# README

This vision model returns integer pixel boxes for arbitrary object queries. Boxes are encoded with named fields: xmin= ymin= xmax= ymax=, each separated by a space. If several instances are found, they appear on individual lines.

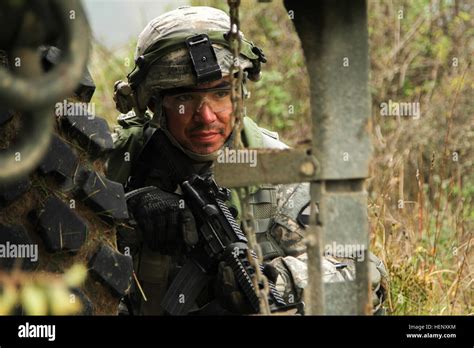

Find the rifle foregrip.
xmin=224 ymin=243 xmax=260 ymax=313
xmin=224 ymin=243 xmax=287 ymax=313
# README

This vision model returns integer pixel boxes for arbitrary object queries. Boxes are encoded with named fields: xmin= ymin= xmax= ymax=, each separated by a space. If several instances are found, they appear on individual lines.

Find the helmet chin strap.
xmin=159 ymin=113 xmax=237 ymax=164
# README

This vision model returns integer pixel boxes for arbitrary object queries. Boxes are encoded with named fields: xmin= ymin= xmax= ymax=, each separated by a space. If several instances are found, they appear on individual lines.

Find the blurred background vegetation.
xmin=88 ymin=0 xmax=473 ymax=315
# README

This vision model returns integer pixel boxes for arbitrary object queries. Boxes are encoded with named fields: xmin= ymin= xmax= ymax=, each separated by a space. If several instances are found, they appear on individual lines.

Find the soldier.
xmin=106 ymin=6 xmax=387 ymax=315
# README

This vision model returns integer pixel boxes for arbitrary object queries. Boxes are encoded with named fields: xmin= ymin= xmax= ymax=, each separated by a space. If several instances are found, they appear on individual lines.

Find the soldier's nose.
xmin=194 ymin=102 xmax=217 ymax=124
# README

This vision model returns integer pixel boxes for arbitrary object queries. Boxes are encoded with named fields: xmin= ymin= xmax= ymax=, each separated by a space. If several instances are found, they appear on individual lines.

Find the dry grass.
xmin=87 ymin=0 xmax=473 ymax=315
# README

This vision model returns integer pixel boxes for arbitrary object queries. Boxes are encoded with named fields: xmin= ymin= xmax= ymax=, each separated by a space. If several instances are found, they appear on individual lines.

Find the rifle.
xmin=161 ymin=172 xmax=290 ymax=315
xmin=128 ymin=129 xmax=300 ymax=314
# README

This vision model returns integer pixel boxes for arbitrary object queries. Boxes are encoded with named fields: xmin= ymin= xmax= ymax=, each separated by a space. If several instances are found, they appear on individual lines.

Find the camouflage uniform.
xmin=106 ymin=6 xmax=387 ymax=315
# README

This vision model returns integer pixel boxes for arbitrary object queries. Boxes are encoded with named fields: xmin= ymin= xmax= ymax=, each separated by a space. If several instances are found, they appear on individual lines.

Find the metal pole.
xmin=286 ymin=0 xmax=372 ymax=314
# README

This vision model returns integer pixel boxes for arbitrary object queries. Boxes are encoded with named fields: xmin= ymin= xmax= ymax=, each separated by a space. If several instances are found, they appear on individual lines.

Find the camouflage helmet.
xmin=121 ymin=6 xmax=266 ymax=113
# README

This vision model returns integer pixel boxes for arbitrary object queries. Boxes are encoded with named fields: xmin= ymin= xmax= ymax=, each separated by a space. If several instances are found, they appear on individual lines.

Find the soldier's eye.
xmin=175 ymin=94 xmax=194 ymax=102
xmin=214 ymin=90 xmax=230 ymax=98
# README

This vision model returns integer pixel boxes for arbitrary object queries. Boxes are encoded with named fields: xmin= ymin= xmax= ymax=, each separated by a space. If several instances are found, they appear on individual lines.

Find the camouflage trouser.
xmin=268 ymin=251 xmax=388 ymax=314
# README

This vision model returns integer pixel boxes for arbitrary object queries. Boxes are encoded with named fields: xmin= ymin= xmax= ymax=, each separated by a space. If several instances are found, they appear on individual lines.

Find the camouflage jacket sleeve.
xmin=266 ymin=182 xmax=388 ymax=313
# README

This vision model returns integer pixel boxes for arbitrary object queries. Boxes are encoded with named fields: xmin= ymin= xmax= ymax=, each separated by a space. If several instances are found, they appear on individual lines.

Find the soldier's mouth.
xmin=189 ymin=131 xmax=222 ymax=142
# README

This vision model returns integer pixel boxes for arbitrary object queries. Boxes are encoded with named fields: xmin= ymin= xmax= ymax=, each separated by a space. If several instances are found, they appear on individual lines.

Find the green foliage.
xmin=0 ymin=264 xmax=87 ymax=315
xmin=253 ymin=70 xmax=293 ymax=130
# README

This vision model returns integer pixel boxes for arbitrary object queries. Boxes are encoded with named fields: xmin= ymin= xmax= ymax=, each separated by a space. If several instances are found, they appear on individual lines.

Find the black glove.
xmin=215 ymin=260 xmax=281 ymax=314
xmin=126 ymin=187 xmax=195 ymax=254
xmin=215 ymin=261 xmax=254 ymax=314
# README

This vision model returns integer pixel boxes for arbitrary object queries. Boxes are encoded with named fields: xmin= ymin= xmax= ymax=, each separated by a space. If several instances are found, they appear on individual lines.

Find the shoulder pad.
xmin=242 ymin=116 xmax=289 ymax=149
xmin=261 ymin=131 xmax=289 ymax=150
xmin=259 ymin=127 xmax=279 ymax=140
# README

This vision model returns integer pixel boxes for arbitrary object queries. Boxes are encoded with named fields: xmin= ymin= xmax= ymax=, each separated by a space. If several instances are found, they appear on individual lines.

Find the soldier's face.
xmin=162 ymin=78 xmax=234 ymax=155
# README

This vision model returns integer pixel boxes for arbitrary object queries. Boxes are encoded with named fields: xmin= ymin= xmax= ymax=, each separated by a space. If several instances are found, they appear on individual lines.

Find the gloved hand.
xmin=215 ymin=260 xmax=254 ymax=314
xmin=214 ymin=260 xmax=288 ymax=314
xmin=126 ymin=187 xmax=195 ymax=254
